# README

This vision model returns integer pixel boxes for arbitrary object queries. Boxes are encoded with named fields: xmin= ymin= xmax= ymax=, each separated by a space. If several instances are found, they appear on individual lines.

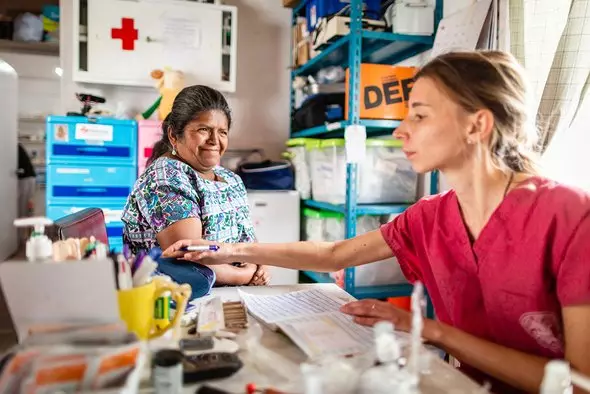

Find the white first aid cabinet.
xmin=72 ymin=0 xmax=237 ymax=92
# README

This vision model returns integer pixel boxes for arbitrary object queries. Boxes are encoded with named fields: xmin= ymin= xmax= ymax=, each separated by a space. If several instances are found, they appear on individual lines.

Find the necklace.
xmin=502 ymin=172 xmax=515 ymax=198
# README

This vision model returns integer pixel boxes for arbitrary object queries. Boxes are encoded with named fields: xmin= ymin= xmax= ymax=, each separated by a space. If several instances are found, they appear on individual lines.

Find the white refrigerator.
xmin=247 ymin=190 xmax=300 ymax=285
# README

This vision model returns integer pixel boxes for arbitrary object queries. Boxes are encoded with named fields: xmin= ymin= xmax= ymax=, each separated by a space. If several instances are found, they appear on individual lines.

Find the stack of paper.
xmin=239 ymin=288 xmax=374 ymax=359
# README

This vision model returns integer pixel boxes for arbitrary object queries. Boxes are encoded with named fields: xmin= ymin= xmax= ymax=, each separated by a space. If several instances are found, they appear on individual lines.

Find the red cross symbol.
xmin=111 ymin=18 xmax=138 ymax=51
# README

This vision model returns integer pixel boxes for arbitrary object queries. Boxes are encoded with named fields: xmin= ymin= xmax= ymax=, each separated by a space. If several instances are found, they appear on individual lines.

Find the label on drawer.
xmin=56 ymin=168 xmax=90 ymax=175
xmin=103 ymin=209 xmax=124 ymax=224
xmin=75 ymin=124 xmax=114 ymax=142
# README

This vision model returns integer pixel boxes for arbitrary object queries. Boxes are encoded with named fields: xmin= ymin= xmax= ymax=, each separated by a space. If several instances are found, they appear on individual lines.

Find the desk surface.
xmin=145 ymin=284 xmax=483 ymax=394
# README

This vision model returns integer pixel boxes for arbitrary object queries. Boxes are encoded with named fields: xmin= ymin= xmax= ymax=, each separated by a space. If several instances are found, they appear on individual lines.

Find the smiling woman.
xmin=121 ymin=85 xmax=270 ymax=294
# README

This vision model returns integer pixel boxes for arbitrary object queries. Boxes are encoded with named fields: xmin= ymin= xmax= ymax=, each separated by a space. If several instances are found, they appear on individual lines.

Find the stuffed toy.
xmin=137 ymin=68 xmax=185 ymax=121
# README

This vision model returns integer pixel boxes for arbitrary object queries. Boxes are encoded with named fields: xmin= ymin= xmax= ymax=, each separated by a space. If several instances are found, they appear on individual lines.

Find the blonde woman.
xmin=164 ymin=51 xmax=590 ymax=393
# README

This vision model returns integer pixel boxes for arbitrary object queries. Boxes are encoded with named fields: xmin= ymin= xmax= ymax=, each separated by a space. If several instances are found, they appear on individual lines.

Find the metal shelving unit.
xmin=290 ymin=0 xmax=442 ymax=301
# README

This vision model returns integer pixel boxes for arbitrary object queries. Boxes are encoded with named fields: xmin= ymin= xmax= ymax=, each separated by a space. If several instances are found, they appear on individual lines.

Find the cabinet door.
xmin=76 ymin=0 xmax=236 ymax=91
xmin=248 ymin=191 xmax=300 ymax=285
xmin=0 ymin=61 xmax=18 ymax=261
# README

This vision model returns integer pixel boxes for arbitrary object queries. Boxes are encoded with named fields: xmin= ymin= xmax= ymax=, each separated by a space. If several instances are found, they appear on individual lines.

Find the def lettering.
xmin=364 ymin=77 xmax=414 ymax=110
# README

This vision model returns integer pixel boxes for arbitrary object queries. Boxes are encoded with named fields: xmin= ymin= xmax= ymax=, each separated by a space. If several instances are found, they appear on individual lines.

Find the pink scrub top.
xmin=380 ymin=176 xmax=590 ymax=393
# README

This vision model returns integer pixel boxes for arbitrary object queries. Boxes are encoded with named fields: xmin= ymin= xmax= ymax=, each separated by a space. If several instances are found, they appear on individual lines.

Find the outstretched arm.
xmin=163 ymin=229 xmax=394 ymax=272
xmin=158 ymin=218 xmax=259 ymax=285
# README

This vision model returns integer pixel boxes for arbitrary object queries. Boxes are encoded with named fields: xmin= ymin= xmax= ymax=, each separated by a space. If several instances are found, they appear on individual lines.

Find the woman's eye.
xmin=412 ymin=114 xmax=425 ymax=121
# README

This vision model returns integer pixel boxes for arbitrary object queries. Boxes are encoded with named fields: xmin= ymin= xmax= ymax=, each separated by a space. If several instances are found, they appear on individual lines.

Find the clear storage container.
xmin=286 ymin=138 xmax=317 ymax=200
xmin=310 ymin=138 xmax=418 ymax=204
xmin=302 ymin=209 xmax=407 ymax=286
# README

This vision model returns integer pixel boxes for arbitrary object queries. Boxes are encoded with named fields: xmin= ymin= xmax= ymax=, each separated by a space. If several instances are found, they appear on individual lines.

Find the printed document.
xmin=239 ymin=288 xmax=373 ymax=359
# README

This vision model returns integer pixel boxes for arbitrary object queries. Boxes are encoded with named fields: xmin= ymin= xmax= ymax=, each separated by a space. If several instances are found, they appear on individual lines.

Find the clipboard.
xmin=0 ymin=259 xmax=120 ymax=342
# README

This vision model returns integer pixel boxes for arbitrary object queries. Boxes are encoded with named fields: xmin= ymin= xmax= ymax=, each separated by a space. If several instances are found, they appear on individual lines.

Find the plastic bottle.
xmin=409 ymin=281 xmax=425 ymax=377
xmin=358 ymin=321 xmax=402 ymax=394
xmin=13 ymin=217 xmax=53 ymax=262
xmin=374 ymin=321 xmax=401 ymax=364
xmin=301 ymin=363 xmax=323 ymax=394
xmin=540 ymin=360 xmax=573 ymax=394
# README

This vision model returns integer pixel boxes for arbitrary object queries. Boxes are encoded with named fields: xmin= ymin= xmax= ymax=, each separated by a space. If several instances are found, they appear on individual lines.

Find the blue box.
xmin=46 ymin=116 xmax=138 ymax=166
xmin=306 ymin=0 xmax=381 ymax=31
xmin=46 ymin=164 xmax=136 ymax=206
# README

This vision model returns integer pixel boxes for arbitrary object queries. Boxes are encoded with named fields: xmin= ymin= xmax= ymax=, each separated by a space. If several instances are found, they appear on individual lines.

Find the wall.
xmin=59 ymin=0 xmax=292 ymax=160
xmin=0 ymin=52 xmax=60 ymax=120
xmin=0 ymin=51 xmax=60 ymax=216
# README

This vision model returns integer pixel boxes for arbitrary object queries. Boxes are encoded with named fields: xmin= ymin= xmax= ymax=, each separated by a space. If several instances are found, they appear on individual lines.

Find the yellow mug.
xmin=117 ymin=280 xmax=191 ymax=340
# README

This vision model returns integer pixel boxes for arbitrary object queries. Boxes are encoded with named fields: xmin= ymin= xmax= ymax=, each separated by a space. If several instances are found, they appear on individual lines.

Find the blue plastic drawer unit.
xmin=46 ymin=164 xmax=136 ymax=206
xmin=46 ymin=116 xmax=138 ymax=165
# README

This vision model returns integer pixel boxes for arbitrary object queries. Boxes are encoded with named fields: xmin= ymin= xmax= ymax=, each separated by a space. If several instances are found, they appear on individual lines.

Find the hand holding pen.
xmin=162 ymin=239 xmax=234 ymax=265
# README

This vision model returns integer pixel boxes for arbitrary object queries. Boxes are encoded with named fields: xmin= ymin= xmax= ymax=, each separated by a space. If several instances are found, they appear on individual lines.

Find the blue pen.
xmin=181 ymin=245 xmax=220 ymax=252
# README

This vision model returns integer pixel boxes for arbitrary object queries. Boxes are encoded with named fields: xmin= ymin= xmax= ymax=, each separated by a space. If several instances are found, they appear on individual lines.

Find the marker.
xmin=181 ymin=245 xmax=220 ymax=252
xmin=117 ymin=255 xmax=132 ymax=290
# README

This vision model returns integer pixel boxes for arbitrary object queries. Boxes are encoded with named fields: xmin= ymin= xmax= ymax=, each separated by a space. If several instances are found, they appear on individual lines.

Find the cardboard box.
xmin=292 ymin=17 xmax=310 ymax=68
xmin=283 ymin=0 xmax=300 ymax=8
xmin=345 ymin=64 xmax=417 ymax=120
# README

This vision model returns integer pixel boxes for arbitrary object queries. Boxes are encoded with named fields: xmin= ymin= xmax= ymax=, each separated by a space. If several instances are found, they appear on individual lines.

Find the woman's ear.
xmin=167 ymin=126 xmax=177 ymax=147
xmin=466 ymin=109 xmax=494 ymax=144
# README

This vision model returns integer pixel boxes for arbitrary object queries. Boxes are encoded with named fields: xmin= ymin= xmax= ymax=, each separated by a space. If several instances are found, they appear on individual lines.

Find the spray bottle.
xmin=540 ymin=360 xmax=573 ymax=394
xmin=13 ymin=217 xmax=54 ymax=262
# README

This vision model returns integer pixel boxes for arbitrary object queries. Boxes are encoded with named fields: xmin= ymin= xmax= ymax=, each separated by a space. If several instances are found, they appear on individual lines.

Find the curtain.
xmin=508 ymin=0 xmax=590 ymax=152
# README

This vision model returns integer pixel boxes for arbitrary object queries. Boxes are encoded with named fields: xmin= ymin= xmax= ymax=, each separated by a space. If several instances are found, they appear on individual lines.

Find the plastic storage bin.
xmin=46 ymin=164 xmax=136 ymax=206
xmin=310 ymin=138 xmax=418 ymax=204
xmin=46 ymin=116 xmax=137 ymax=166
xmin=306 ymin=0 xmax=381 ymax=31
xmin=137 ymin=120 xmax=162 ymax=175
xmin=285 ymin=138 xmax=317 ymax=200
xmin=302 ymin=209 xmax=407 ymax=286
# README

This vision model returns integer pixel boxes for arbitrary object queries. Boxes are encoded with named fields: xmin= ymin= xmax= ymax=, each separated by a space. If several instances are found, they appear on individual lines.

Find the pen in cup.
xmin=181 ymin=245 xmax=220 ymax=252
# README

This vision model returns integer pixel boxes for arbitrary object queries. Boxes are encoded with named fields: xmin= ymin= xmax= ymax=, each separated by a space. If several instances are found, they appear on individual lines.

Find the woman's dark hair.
xmin=147 ymin=85 xmax=232 ymax=166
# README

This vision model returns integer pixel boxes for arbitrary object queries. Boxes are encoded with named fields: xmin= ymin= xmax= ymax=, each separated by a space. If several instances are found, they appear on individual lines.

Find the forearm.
xmin=232 ymin=241 xmax=341 ymax=272
xmin=425 ymin=320 xmax=547 ymax=392
xmin=210 ymin=262 xmax=256 ymax=286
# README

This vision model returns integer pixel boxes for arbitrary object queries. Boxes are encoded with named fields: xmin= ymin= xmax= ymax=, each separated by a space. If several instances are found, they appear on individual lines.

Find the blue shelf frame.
xmin=290 ymin=0 xmax=443 ymax=306
xmin=291 ymin=119 xmax=401 ymax=138
xmin=303 ymin=199 xmax=410 ymax=215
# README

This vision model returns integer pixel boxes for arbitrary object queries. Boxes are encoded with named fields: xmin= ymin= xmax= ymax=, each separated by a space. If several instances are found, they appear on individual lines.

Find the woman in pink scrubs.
xmin=163 ymin=51 xmax=590 ymax=393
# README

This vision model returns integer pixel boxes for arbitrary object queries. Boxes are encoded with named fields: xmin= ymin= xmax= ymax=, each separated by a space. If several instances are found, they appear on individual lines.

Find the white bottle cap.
xmin=374 ymin=321 xmax=395 ymax=337
xmin=541 ymin=360 xmax=572 ymax=394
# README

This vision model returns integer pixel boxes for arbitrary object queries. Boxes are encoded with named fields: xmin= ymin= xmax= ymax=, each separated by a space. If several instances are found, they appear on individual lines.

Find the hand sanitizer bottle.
xmin=540 ymin=360 xmax=573 ymax=394
xmin=14 ymin=217 xmax=53 ymax=262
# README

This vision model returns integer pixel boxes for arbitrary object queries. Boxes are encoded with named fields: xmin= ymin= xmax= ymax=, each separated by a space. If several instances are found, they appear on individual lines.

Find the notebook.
xmin=238 ymin=288 xmax=375 ymax=359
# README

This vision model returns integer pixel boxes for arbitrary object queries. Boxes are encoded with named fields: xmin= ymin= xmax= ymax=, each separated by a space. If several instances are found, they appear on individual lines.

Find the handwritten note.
xmin=161 ymin=16 xmax=201 ymax=51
